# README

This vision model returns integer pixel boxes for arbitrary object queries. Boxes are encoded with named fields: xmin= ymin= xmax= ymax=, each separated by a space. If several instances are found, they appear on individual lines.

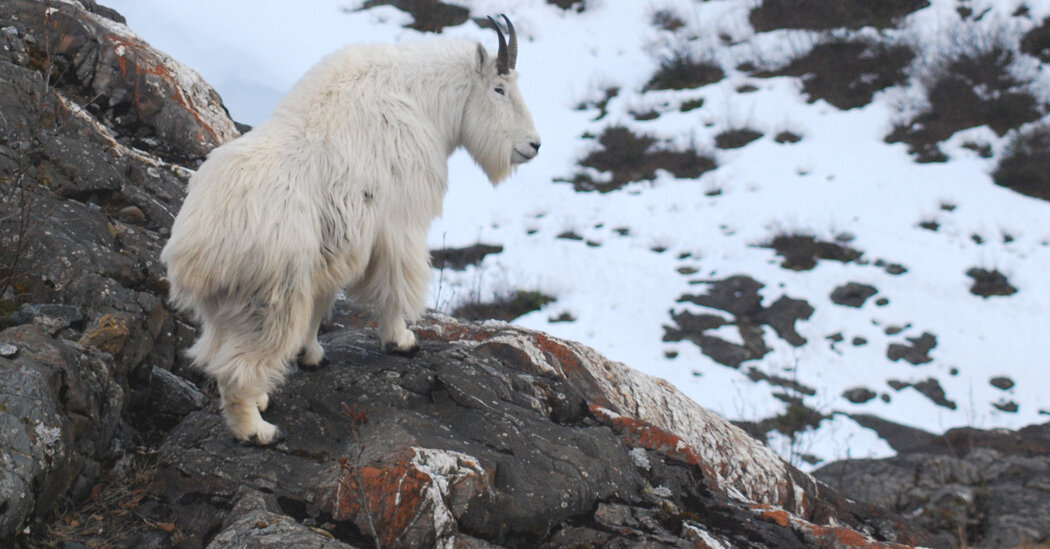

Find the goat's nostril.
xmin=530 ymin=142 xmax=541 ymax=152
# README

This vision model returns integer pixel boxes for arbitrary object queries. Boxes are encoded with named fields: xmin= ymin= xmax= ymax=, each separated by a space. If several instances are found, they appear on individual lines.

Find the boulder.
xmin=0 ymin=0 xmax=238 ymax=162
xmin=816 ymin=422 xmax=1050 ymax=548
xmin=151 ymin=304 xmax=934 ymax=549
xmin=206 ymin=488 xmax=360 ymax=549
xmin=0 ymin=325 xmax=124 ymax=540
xmin=0 ymin=0 xmax=236 ymax=540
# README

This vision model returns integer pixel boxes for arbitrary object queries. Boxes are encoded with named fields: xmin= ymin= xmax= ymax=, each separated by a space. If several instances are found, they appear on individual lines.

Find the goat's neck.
xmin=409 ymin=55 xmax=473 ymax=158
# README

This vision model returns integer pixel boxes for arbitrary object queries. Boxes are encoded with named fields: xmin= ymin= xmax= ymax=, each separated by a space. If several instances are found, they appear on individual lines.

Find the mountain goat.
xmin=161 ymin=16 xmax=540 ymax=444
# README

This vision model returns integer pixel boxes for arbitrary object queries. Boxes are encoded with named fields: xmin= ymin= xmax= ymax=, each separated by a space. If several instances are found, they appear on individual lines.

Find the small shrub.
xmin=547 ymin=0 xmax=585 ymax=12
xmin=993 ymin=124 xmax=1050 ymax=201
xmin=764 ymin=233 xmax=863 ymax=271
xmin=679 ymin=97 xmax=704 ymax=112
xmin=575 ymin=86 xmax=619 ymax=122
xmin=577 ymin=126 xmax=655 ymax=182
xmin=887 ymin=45 xmax=1041 ymax=162
xmin=631 ymin=109 xmax=661 ymax=121
xmin=652 ymin=8 xmax=686 ymax=32
xmin=967 ymin=267 xmax=1018 ymax=297
xmin=453 ymin=290 xmax=555 ymax=322
xmin=430 ymin=243 xmax=502 ymax=271
xmin=774 ymin=130 xmax=802 ymax=144
xmin=714 ymin=128 xmax=763 ymax=149
xmin=761 ymin=38 xmax=914 ymax=110
xmin=549 ymin=311 xmax=576 ymax=323
xmin=645 ymin=49 xmax=725 ymax=91
xmin=770 ymin=400 xmax=826 ymax=438
xmin=566 ymin=126 xmax=716 ymax=192
xmin=960 ymin=140 xmax=993 ymax=158
xmin=749 ymin=0 xmax=929 ymax=31
xmin=919 ymin=219 xmax=940 ymax=231
xmin=360 ymin=0 xmax=469 ymax=32
xmin=1021 ymin=17 xmax=1050 ymax=62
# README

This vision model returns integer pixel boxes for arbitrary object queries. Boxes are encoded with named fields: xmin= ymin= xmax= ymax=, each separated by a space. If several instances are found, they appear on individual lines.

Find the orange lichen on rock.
xmin=590 ymin=405 xmax=702 ymax=467
xmin=326 ymin=456 xmax=434 ymax=549
xmin=78 ymin=314 xmax=130 ymax=355
xmin=752 ymin=504 xmax=922 ymax=549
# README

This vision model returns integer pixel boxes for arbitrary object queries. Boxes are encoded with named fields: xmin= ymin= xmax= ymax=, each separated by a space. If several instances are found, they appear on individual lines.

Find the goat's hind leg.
xmin=188 ymin=308 xmax=276 ymax=428
xmin=373 ymin=232 xmax=429 ymax=355
xmin=208 ymin=292 xmax=308 ymax=444
xmin=218 ymin=375 xmax=283 ymax=445
xmin=210 ymin=345 xmax=290 ymax=445
xmin=299 ymin=286 xmax=337 ymax=368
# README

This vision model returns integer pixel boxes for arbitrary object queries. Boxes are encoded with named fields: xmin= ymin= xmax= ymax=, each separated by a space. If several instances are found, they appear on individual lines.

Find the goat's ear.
xmin=475 ymin=42 xmax=487 ymax=73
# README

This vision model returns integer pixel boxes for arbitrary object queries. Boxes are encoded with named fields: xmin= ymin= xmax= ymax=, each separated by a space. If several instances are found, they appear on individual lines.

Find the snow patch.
xmin=109 ymin=0 xmax=1050 ymax=469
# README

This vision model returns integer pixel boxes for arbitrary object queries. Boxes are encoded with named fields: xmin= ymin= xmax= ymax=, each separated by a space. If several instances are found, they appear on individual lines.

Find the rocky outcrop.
xmin=143 ymin=303 xmax=933 ymax=548
xmin=0 ymin=0 xmax=234 ymax=542
xmin=0 ymin=324 xmax=123 ymax=541
xmin=0 ymin=0 xmax=237 ymax=162
xmin=816 ymin=421 xmax=1050 ymax=549
xmin=0 ymin=1 xmax=1022 ymax=548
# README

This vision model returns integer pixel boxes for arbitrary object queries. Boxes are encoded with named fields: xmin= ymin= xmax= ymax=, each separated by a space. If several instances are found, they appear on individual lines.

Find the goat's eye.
xmin=494 ymin=87 xmax=505 ymax=96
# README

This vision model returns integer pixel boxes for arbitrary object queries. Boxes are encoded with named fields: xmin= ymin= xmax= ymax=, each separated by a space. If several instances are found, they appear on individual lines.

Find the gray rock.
xmin=204 ymin=487 xmax=359 ymax=549
xmin=843 ymin=387 xmax=877 ymax=403
xmin=0 ymin=325 xmax=124 ymax=541
xmin=830 ymin=282 xmax=878 ymax=307
xmin=664 ymin=275 xmax=814 ymax=367
xmin=151 ymin=307 xmax=935 ymax=549
xmin=817 ymin=421 xmax=1050 ymax=548
xmin=117 ymin=205 xmax=147 ymax=224
xmin=0 ymin=0 xmax=238 ymax=162
xmin=0 ymin=2 xmax=239 ymax=536
xmin=207 ymin=508 xmax=359 ymax=549
xmin=149 ymin=365 xmax=208 ymax=416
xmin=21 ymin=303 xmax=84 ymax=335
xmin=886 ymin=331 xmax=937 ymax=365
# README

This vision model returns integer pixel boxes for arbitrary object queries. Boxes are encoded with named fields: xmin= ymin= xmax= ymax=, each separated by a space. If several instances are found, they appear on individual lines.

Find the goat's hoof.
xmin=298 ymin=354 xmax=329 ymax=371
xmin=237 ymin=421 xmax=284 ymax=446
xmin=383 ymin=341 xmax=420 ymax=357
xmin=241 ymin=428 xmax=285 ymax=447
xmin=300 ymin=341 xmax=326 ymax=368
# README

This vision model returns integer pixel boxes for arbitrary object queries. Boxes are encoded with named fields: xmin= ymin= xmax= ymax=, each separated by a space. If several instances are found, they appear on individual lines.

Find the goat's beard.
xmin=465 ymin=136 xmax=514 ymax=185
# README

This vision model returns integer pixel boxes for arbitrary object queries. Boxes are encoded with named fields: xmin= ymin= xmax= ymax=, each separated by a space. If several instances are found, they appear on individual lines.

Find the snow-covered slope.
xmin=107 ymin=0 xmax=1050 ymax=470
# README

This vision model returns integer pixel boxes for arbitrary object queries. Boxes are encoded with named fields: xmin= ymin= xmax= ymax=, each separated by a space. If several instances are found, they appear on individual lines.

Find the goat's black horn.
xmin=502 ymin=14 xmax=517 ymax=70
xmin=487 ymin=15 xmax=510 ymax=75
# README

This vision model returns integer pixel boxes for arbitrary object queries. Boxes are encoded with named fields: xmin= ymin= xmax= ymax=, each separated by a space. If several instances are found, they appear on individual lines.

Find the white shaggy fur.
xmin=161 ymin=33 xmax=539 ymax=444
